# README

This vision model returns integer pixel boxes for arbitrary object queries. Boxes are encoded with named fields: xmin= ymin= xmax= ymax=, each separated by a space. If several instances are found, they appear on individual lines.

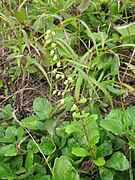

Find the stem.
xmin=129 ymin=148 xmax=133 ymax=180
xmin=13 ymin=110 xmax=53 ymax=174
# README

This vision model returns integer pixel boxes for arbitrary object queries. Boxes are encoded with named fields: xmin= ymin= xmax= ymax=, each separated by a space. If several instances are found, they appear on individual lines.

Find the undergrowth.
xmin=0 ymin=0 xmax=135 ymax=179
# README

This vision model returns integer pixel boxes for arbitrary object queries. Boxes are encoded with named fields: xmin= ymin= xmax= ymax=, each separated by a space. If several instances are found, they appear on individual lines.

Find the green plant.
xmin=0 ymin=0 xmax=135 ymax=179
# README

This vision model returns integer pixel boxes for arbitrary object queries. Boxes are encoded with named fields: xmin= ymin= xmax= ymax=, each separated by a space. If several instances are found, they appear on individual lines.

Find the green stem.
xmin=129 ymin=149 xmax=133 ymax=180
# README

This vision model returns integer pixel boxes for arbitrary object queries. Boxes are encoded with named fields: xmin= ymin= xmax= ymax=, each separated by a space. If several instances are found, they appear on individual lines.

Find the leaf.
xmin=0 ymin=144 xmax=13 ymax=155
xmin=27 ymin=66 xmax=38 ymax=74
xmin=96 ymin=141 xmax=113 ymax=157
xmin=72 ymin=147 xmax=89 ymax=157
xmin=85 ymin=116 xmax=99 ymax=147
xmin=5 ymin=148 xmax=17 ymax=157
xmin=33 ymin=61 xmax=51 ymax=88
xmin=0 ymin=162 xmax=11 ymax=179
xmin=124 ymin=62 xmax=135 ymax=75
xmin=74 ymin=76 xmax=83 ymax=101
xmin=15 ymin=167 xmax=26 ymax=175
xmin=100 ymin=109 xmax=124 ymax=135
xmin=21 ymin=116 xmax=41 ymax=130
xmin=99 ymin=166 xmax=115 ymax=180
xmin=22 ymin=29 xmax=30 ymax=50
xmin=25 ymin=150 xmax=34 ymax=170
xmin=65 ymin=121 xmax=83 ymax=134
xmin=106 ymin=151 xmax=130 ymax=171
xmin=40 ymin=137 xmax=55 ymax=155
xmin=33 ymin=98 xmax=52 ymax=119
xmin=14 ymin=11 xmax=26 ymax=21
xmin=106 ymin=85 xmax=125 ymax=95
xmin=93 ymin=157 xmax=105 ymax=166
xmin=78 ymin=0 xmax=92 ymax=13
xmin=5 ymin=126 xmax=17 ymax=140
xmin=4 ymin=104 xmax=13 ymax=120
xmin=124 ymin=106 xmax=135 ymax=129
xmin=32 ymin=17 xmax=43 ymax=32
xmin=53 ymin=156 xmax=79 ymax=180
xmin=27 ymin=140 xmax=39 ymax=153
xmin=114 ymin=22 xmax=135 ymax=37
xmin=17 ymin=163 xmax=38 ymax=179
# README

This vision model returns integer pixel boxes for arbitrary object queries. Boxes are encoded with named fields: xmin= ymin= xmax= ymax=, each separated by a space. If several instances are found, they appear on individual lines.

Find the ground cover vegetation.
xmin=0 ymin=0 xmax=135 ymax=179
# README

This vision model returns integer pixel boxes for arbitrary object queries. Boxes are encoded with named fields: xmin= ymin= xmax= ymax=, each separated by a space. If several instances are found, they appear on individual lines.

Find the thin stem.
xmin=129 ymin=148 xmax=133 ymax=180
xmin=13 ymin=110 xmax=53 ymax=174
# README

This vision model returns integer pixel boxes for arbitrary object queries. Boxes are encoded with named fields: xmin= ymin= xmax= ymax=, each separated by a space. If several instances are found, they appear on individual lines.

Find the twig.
xmin=12 ymin=109 xmax=53 ymax=174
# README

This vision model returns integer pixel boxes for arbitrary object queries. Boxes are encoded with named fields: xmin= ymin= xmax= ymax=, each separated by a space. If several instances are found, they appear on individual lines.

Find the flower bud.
xmin=50 ymin=50 xmax=54 ymax=56
xmin=45 ymin=34 xmax=50 ymax=40
xmin=57 ymin=61 xmax=61 ymax=67
xmin=60 ymin=99 xmax=65 ymax=105
xmin=73 ymin=104 xmax=77 ymax=109
xmin=58 ymin=91 xmax=61 ymax=96
xmin=61 ymin=74 xmax=65 ymax=79
xmin=52 ymin=90 xmax=57 ymax=95
xmin=64 ymin=80 xmax=68 ymax=85
xmin=52 ymin=68 xmax=57 ymax=74
xmin=53 ymin=55 xmax=57 ymax=61
xmin=46 ymin=29 xmax=51 ymax=35
xmin=52 ymin=31 xmax=56 ymax=36
xmin=62 ymin=91 xmax=66 ymax=96
xmin=56 ymin=74 xmax=60 ymax=79
xmin=68 ymin=76 xmax=73 ymax=82
xmin=51 ymin=43 xmax=56 ymax=48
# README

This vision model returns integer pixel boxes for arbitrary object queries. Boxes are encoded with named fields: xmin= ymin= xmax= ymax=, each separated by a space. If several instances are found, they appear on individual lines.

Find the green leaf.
xmin=93 ymin=157 xmax=105 ymax=166
xmin=14 ymin=11 xmax=26 ymax=21
xmin=99 ymin=166 xmax=115 ymax=180
xmin=33 ymin=98 xmax=52 ymax=119
xmin=5 ymin=126 xmax=17 ymax=140
xmin=0 ymin=144 xmax=13 ymax=155
xmin=25 ymin=150 xmax=34 ymax=170
xmin=96 ymin=141 xmax=113 ymax=157
xmin=106 ymin=151 xmax=130 ymax=171
xmin=4 ymin=104 xmax=13 ymax=120
xmin=5 ymin=148 xmax=17 ymax=157
xmin=53 ymin=156 xmax=79 ymax=180
xmin=17 ymin=163 xmax=37 ymax=179
xmin=65 ymin=121 xmax=82 ymax=134
xmin=0 ymin=162 xmax=11 ymax=179
xmin=27 ymin=66 xmax=38 ymax=74
xmin=15 ymin=167 xmax=26 ymax=175
xmin=85 ymin=116 xmax=99 ymax=147
xmin=106 ymin=85 xmax=125 ymax=95
xmin=124 ymin=106 xmax=135 ymax=129
xmin=100 ymin=109 xmax=124 ymax=135
xmin=78 ymin=0 xmax=92 ymax=12
xmin=32 ymin=17 xmax=43 ymax=32
xmin=40 ymin=137 xmax=55 ymax=155
xmin=27 ymin=140 xmax=39 ymax=153
xmin=72 ymin=147 xmax=89 ymax=157
xmin=0 ymin=79 xmax=3 ymax=88
xmin=21 ymin=116 xmax=40 ymax=130
xmin=114 ymin=22 xmax=135 ymax=37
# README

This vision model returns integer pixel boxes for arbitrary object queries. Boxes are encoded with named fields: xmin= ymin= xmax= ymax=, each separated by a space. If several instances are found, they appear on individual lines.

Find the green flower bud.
xmin=64 ymin=80 xmax=68 ymax=85
xmin=58 ymin=91 xmax=61 ymax=96
xmin=53 ymin=55 xmax=57 ymax=61
xmin=52 ymin=31 xmax=56 ymax=36
xmin=68 ymin=76 xmax=73 ymax=82
xmin=51 ymin=42 xmax=56 ymax=48
xmin=61 ymin=74 xmax=65 ymax=79
xmin=46 ymin=29 xmax=51 ymax=34
xmin=57 ymin=61 xmax=61 ymax=67
xmin=52 ymin=90 xmax=57 ymax=95
xmin=56 ymin=74 xmax=60 ymax=79
xmin=50 ymin=50 xmax=55 ymax=56
xmin=52 ymin=68 xmax=57 ymax=74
